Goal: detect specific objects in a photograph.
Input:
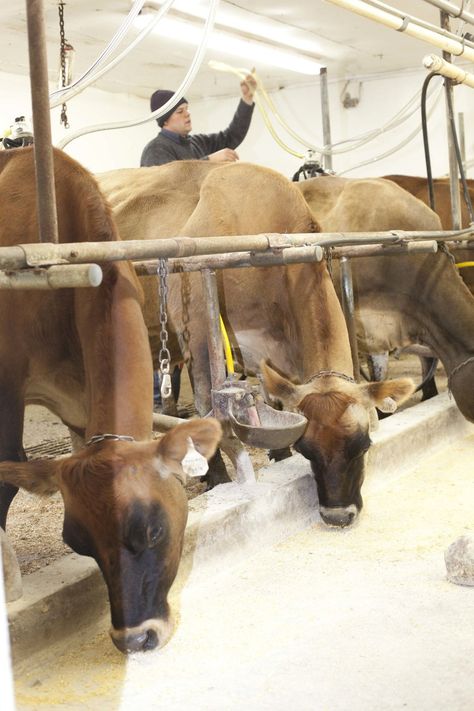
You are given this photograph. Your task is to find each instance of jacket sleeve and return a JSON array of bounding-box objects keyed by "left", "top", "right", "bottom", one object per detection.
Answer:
[
  {"left": 191, "top": 100, "right": 255, "bottom": 156},
  {"left": 140, "top": 139, "right": 179, "bottom": 167}
]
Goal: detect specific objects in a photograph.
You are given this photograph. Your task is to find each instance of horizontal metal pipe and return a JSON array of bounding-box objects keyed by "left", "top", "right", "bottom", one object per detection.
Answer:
[
  {"left": 135, "top": 246, "right": 323, "bottom": 274},
  {"left": 152, "top": 412, "right": 188, "bottom": 433},
  {"left": 326, "top": 0, "right": 474, "bottom": 61},
  {"left": 422, "top": 0, "right": 474, "bottom": 26},
  {"left": 1, "top": 229, "right": 472, "bottom": 270},
  {"left": 134, "top": 241, "right": 438, "bottom": 276},
  {"left": 0, "top": 264, "right": 102, "bottom": 290},
  {"left": 424, "top": 54, "right": 474, "bottom": 89}
]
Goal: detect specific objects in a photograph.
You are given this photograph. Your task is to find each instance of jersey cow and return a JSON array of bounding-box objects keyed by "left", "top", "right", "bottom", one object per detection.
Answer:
[
  {"left": 383, "top": 174, "right": 474, "bottom": 294},
  {"left": 99, "top": 161, "right": 414, "bottom": 528},
  {"left": 296, "top": 175, "right": 474, "bottom": 422},
  {"left": 0, "top": 147, "right": 221, "bottom": 653}
]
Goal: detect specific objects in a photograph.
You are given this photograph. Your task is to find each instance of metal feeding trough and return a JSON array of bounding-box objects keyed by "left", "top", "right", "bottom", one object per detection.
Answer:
[{"left": 212, "top": 378, "right": 308, "bottom": 450}]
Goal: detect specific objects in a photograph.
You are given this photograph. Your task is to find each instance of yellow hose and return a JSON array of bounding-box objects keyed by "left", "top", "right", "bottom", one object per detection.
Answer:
[
  {"left": 219, "top": 315, "right": 235, "bottom": 374},
  {"left": 456, "top": 261, "right": 474, "bottom": 268},
  {"left": 208, "top": 60, "right": 305, "bottom": 159}
]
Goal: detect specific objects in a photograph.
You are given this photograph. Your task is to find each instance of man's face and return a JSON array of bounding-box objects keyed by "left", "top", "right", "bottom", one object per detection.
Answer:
[{"left": 163, "top": 103, "right": 192, "bottom": 136}]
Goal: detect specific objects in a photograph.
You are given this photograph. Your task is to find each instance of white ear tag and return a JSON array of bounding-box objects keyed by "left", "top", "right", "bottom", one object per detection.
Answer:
[
  {"left": 182, "top": 437, "right": 209, "bottom": 478},
  {"left": 378, "top": 397, "right": 397, "bottom": 413}
]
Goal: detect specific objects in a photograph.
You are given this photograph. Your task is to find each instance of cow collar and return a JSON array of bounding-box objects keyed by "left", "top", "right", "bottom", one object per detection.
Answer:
[
  {"left": 86, "top": 434, "right": 135, "bottom": 447},
  {"left": 304, "top": 370, "right": 355, "bottom": 385}
]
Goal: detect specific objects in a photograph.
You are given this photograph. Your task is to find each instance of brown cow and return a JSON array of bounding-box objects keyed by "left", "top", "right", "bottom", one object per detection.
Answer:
[
  {"left": 383, "top": 174, "right": 474, "bottom": 293},
  {"left": 99, "top": 161, "right": 414, "bottom": 528},
  {"left": 0, "top": 147, "right": 221, "bottom": 653},
  {"left": 297, "top": 175, "right": 474, "bottom": 423}
]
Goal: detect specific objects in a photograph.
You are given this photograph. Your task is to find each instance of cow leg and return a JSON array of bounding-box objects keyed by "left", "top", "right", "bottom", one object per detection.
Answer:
[
  {"left": 201, "top": 449, "right": 232, "bottom": 489},
  {"left": 419, "top": 356, "right": 439, "bottom": 401},
  {"left": 0, "top": 385, "right": 26, "bottom": 530},
  {"left": 268, "top": 447, "right": 292, "bottom": 462},
  {"left": 366, "top": 352, "right": 389, "bottom": 381}
]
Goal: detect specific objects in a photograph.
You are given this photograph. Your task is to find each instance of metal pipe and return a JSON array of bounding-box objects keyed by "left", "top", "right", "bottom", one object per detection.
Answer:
[
  {"left": 339, "top": 257, "right": 360, "bottom": 381},
  {"left": 25, "top": 0, "right": 59, "bottom": 244},
  {"left": 441, "top": 11, "right": 462, "bottom": 230},
  {"left": 152, "top": 412, "right": 188, "bottom": 433},
  {"left": 1, "top": 229, "right": 471, "bottom": 270},
  {"left": 0, "top": 264, "right": 102, "bottom": 290},
  {"left": 424, "top": 54, "right": 474, "bottom": 89},
  {"left": 320, "top": 67, "right": 333, "bottom": 171},
  {"left": 423, "top": 0, "right": 474, "bottom": 26},
  {"left": 325, "top": 0, "right": 474, "bottom": 61},
  {"left": 459, "top": 112, "right": 466, "bottom": 171},
  {"left": 134, "top": 241, "right": 438, "bottom": 276},
  {"left": 201, "top": 269, "right": 227, "bottom": 391}
]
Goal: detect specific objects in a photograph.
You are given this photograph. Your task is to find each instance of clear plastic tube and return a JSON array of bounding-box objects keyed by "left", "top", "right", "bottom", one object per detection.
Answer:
[
  {"left": 50, "top": 0, "right": 147, "bottom": 102},
  {"left": 50, "top": 0, "right": 175, "bottom": 108},
  {"left": 57, "top": 0, "right": 220, "bottom": 149}
]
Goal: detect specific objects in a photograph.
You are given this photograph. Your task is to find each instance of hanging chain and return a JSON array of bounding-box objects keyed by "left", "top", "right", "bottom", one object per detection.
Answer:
[
  {"left": 157, "top": 258, "right": 172, "bottom": 399},
  {"left": 58, "top": 2, "right": 69, "bottom": 129}
]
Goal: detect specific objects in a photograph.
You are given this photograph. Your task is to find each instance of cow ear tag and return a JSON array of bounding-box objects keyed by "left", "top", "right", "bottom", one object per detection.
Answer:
[{"left": 182, "top": 437, "right": 209, "bottom": 478}]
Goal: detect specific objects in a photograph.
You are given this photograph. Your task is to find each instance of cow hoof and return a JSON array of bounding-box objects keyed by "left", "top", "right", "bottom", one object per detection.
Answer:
[{"left": 1, "top": 527, "right": 22, "bottom": 602}]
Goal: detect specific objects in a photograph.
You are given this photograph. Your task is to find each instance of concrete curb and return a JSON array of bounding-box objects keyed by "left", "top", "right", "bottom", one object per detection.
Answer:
[{"left": 7, "top": 393, "right": 473, "bottom": 662}]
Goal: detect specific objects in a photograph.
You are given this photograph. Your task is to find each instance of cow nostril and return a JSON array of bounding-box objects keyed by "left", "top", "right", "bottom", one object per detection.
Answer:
[
  {"left": 143, "top": 628, "right": 159, "bottom": 651},
  {"left": 320, "top": 507, "right": 357, "bottom": 528}
]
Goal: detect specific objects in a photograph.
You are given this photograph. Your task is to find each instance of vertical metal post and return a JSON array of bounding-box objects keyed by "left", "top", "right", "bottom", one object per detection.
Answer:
[
  {"left": 339, "top": 256, "right": 360, "bottom": 381},
  {"left": 201, "top": 269, "right": 226, "bottom": 390},
  {"left": 458, "top": 111, "right": 466, "bottom": 172},
  {"left": 320, "top": 67, "right": 333, "bottom": 171},
  {"left": 26, "top": 0, "right": 59, "bottom": 243},
  {"left": 441, "top": 10, "right": 462, "bottom": 230}
]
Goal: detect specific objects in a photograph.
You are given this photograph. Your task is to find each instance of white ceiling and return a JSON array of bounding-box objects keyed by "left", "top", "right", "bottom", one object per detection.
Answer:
[{"left": 1, "top": 1, "right": 469, "bottom": 101}]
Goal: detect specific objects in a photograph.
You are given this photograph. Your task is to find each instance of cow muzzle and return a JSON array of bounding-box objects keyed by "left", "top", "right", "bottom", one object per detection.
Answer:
[
  {"left": 319, "top": 504, "right": 358, "bottom": 528},
  {"left": 110, "top": 617, "right": 174, "bottom": 654}
]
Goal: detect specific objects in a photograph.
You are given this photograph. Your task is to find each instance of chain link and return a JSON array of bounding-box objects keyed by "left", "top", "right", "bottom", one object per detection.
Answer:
[
  {"left": 157, "top": 258, "right": 172, "bottom": 398},
  {"left": 58, "top": 2, "right": 69, "bottom": 129}
]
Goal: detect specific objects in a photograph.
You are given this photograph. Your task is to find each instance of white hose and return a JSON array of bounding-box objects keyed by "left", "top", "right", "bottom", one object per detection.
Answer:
[
  {"left": 51, "top": 0, "right": 175, "bottom": 108},
  {"left": 50, "top": 0, "right": 147, "bottom": 102},
  {"left": 57, "top": 0, "right": 220, "bottom": 150}
]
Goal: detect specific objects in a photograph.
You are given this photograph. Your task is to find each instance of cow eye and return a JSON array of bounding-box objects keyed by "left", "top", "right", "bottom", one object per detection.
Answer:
[{"left": 147, "top": 525, "right": 164, "bottom": 548}]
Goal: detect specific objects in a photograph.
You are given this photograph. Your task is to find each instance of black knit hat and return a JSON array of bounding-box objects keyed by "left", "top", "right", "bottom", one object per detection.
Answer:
[{"left": 150, "top": 90, "right": 188, "bottom": 127}]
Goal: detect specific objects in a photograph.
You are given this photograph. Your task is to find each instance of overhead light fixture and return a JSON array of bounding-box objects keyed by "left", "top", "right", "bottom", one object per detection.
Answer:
[{"left": 135, "top": 14, "right": 323, "bottom": 75}]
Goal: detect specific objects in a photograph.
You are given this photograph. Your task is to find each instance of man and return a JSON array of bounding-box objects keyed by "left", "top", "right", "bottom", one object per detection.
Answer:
[{"left": 140, "top": 73, "right": 257, "bottom": 167}]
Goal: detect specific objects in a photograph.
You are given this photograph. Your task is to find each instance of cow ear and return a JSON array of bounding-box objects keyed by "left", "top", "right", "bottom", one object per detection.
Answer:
[
  {"left": 154, "top": 419, "right": 222, "bottom": 478},
  {"left": 260, "top": 360, "right": 299, "bottom": 406},
  {"left": 361, "top": 377, "right": 415, "bottom": 412},
  {"left": 0, "top": 459, "right": 60, "bottom": 496}
]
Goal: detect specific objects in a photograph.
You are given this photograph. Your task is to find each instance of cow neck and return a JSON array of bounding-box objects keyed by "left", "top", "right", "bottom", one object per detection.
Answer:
[
  {"left": 76, "top": 263, "right": 154, "bottom": 442},
  {"left": 288, "top": 263, "right": 354, "bottom": 382}
]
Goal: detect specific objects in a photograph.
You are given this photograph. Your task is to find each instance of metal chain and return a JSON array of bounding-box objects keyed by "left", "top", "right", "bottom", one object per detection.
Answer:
[
  {"left": 58, "top": 2, "right": 69, "bottom": 128},
  {"left": 157, "top": 258, "right": 172, "bottom": 398}
]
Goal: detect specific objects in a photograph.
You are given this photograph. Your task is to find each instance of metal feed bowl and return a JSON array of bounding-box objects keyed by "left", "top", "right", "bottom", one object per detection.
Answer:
[{"left": 228, "top": 399, "right": 308, "bottom": 449}]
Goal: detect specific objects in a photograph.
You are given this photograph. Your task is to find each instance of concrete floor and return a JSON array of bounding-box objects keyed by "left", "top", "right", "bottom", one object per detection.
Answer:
[{"left": 12, "top": 432, "right": 474, "bottom": 711}]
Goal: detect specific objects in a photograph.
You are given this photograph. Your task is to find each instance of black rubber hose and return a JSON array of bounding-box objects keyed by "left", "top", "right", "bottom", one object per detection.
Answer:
[{"left": 421, "top": 71, "right": 439, "bottom": 212}]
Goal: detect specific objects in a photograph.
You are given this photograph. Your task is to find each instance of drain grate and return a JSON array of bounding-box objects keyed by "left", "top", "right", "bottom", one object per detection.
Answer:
[{"left": 25, "top": 437, "right": 72, "bottom": 460}]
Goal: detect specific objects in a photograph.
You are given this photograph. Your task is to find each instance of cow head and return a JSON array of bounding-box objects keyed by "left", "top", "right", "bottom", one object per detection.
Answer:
[
  {"left": 261, "top": 362, "right": 414, "bottom": 527},
  {"left": 0, "top": 419, "right": 221, "bottom": 653}
]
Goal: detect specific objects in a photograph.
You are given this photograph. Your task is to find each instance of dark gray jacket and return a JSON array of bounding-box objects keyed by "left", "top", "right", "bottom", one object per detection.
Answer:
[{"left": 140, "top": 100, "right": 254, "bottom": 167}]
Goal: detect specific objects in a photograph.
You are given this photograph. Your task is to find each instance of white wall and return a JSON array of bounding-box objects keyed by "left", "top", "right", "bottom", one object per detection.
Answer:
[
  {"left": 190, "top": 66, "right": 474, "bottom": 180},
  {"left": 2, "top": 65, "right": 473, "bottom": 180},
  {"left": 0, "top": 70, "right": 154, "bottom": 173}
]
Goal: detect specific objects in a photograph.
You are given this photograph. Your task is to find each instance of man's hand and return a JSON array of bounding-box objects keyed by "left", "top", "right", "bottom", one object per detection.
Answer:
[
  {"left": 208, "top": 148, "right": 239, "bottom": 162},
  {"left": 240, "top": 71, "right": 257, "bottom": 105}
]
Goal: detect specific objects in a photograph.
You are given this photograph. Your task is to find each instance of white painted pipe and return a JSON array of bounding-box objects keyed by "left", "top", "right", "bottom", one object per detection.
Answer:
[
  {"left": 422, "top": 0, "right": 474, "bottom": 26},
  {"left": 0, "top": 264, "right": 102, "bottom": 290},
  {"left": 424, "top": 54, "right": 474, "bottom": 89},
  {"left": 326, "top": 0, "right": 474, "bottom": 62}
]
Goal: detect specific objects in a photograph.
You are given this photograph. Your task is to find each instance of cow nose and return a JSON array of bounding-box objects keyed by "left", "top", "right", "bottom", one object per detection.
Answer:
[
  {"left": 111, "top": 628, "right": 159, "bottom": 654},
  {"left": 319, "top": 505, "right": 358, "bottom": 528}
]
